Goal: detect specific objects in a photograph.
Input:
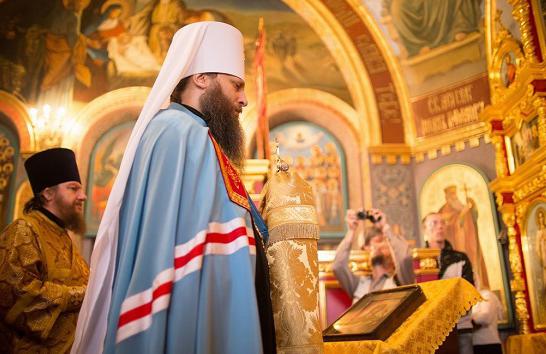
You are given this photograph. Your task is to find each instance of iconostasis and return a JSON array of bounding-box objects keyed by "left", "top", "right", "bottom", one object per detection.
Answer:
[{"left": 483, "top": 0, "right": 546, "bottom": 334}]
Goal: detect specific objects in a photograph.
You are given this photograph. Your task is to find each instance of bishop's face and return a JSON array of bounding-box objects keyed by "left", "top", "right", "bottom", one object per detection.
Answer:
[{"left": 200, "top": 74, "right": 248, "bottom": 170}]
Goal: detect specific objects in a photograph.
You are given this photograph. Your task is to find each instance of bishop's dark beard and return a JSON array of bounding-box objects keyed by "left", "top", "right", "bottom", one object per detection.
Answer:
[{"left": 200, "top": 82, "right": 246, "bottom": 170}]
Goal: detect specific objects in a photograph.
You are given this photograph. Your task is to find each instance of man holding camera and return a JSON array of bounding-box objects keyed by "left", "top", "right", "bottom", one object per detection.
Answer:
[{"left": 332, "top": 209, "right": 412, "bottom": 303}]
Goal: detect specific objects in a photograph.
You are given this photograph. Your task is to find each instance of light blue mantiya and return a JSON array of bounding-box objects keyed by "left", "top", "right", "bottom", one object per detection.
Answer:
[{"left": 102, "top": 103, "right": 263, "bottom": 353}]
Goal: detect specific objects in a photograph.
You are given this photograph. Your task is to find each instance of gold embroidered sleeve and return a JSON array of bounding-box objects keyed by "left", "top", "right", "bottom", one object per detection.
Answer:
[{"left": 0, "top": 220, "right": 84, "bottom": 340}]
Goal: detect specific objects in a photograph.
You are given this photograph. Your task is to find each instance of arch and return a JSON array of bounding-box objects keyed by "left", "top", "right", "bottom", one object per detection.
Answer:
[
  {"left": 0, "top": 91, "right": 34, "bottom": 152},
  {"left": 243, "top": 88, "right": 370, "bottom": 208},
  {"left": 74, "top": 86, "right": 150, "bottom": 186},
  {"left": 282, "top": 0, "right": 413, "bottom": 144}
]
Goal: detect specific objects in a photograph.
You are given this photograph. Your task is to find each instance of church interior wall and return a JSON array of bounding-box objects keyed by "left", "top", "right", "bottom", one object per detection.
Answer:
[
  {"left": 367, "top": 157, "right": 420, "bottom": 244},
  {"left": 1, "top": 0, "right": 546, "bottom": 339}
]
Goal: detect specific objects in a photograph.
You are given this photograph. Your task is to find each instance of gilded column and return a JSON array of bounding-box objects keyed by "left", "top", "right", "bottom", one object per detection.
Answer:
[
  {"left": 491, "top": 134, "right": 509, "bottom": 177},
  {"left": 533, "top": 97, "right": 546, "bottom": 147},
  {"left": 510, "top": 0, "right": 538, "bottom": 63},
  {"left": 500, "top": 203, "right": 531, "bottom": 333}
]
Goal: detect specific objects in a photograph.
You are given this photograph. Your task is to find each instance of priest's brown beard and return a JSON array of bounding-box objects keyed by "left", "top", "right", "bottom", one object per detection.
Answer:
[
  {"left": 55, "top": 194, "right": 87, "bottom": 235},
  {"left": 200, "top": 81, "right": 246, "bottom": 170},
  {"left": 65, "top": 212, "right": 87, "bottom": 235}
]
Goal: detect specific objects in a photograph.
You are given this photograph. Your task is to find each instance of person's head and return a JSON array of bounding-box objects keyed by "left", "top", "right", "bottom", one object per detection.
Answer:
[
  {"left": 443, "top": 185, "right": 458, "bottom": 201},
  {"left": 422, "top": 212, "right": 446, "bottom": 248},
  {"left": 170, "top": 72, "right": 247, "bottom": 169},
  {"left": 24, "top": 148, "right": 87, "bottom": 234},
  {"left": 362, "top": 226, "right": 392, "bottom": 269},
  {"left": 363, "top": 226, "right": 384, "bottom": 248},
  {"left": 166, "top": 21, "right": 247, "bottom": 169}
]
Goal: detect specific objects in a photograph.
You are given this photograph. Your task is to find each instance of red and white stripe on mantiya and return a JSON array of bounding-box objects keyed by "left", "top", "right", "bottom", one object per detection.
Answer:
[{"left": 115, "top": 217, "right": 256, "bottom": 343}]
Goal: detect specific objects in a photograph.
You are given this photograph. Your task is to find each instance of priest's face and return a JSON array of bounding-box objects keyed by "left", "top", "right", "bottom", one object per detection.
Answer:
[
  {"left": 51, "top": 181, "right": 87, "bottom": 234},
  {"left": 200, "top": 74, "right": 248, "bottom": 170}
]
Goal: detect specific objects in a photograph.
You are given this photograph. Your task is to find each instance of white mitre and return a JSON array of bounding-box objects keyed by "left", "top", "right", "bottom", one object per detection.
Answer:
[{"left": 71, "top": 21, "right": 245, "bottom": 354}]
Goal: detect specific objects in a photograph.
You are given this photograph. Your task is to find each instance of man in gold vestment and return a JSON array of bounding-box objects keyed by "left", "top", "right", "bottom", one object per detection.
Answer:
[{"left": 0, "top": 148, "right": 89, "bottom": 353}]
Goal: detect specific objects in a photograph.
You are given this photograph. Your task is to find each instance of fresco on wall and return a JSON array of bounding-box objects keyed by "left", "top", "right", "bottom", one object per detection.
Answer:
[
  {"left": 269, "top": 121, "right": 347, "bottom": 236},
  {"left": 363, "top": 0, "right": 485, "bottom": 95},
  {"left": 0, "top": 0, "right": 349, "bottom": 105},
  {"left": 381, "top": 0, "right": 481, "bottom": 59},
  {"left": 0, "top": 122, "right": 18, "bottom": 230},
  {"left": 86, "top": 120, "right": 134, "bottom": 235},
  {"left": 361, "top": 0, "right": 492, "bottom": 139},
  {"left": 420, "top": 163, "right": 510, "bottom": 323}
]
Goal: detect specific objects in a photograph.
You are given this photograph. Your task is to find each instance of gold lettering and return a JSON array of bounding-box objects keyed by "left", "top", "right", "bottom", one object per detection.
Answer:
[
  {"left": 421, "top": 114, "right": 448, "bottom": 135},
  {"left": 323, "top": 0, "right": 361, "bottom": 27},
  {"left": 446, "top": 102, "right": 485, "bottom": 128},
  {"left": 376, "top": 84, "right": 402, "bottom": 123},
  {"left": 440, "top": 92, "right": 456, "bottom": 111},
  {"left": 354, "top": 34, "right": 388, "bottom": 74},
  {"left": 427, "top": 96, "right": 441, "bottom": 115},
  {"left": 453, "top": 84, "right": 473, "bottom": 106}
]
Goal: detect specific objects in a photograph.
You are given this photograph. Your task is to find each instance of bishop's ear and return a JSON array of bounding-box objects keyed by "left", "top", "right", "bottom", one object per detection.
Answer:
[{"left": 192, "top": 73, "right": 213, "bottom": 90}]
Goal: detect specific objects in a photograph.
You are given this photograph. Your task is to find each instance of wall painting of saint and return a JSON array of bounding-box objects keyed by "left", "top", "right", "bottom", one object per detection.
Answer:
[
  {"left": 419, "top": 163, "right": 511, "bottom": 325},
  {"left": 85, "top": 120, "right": 134, "bottom": 235},
  {"left": 269, "top": 121, "right": 348, "bottom": 237},
  {"left": 522, "top": 201, "right": 546, "bottom": 330}
]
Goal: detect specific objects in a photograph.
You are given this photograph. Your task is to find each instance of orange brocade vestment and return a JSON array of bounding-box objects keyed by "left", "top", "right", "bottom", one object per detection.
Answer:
[{"left": 0, "top": 210, "right": 89, "bottom": 353}]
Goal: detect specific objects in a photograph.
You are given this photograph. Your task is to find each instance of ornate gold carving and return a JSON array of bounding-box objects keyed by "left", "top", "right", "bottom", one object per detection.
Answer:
[
  {"left": 514, "top": 165, "right": 546, "bottom": 202},
  {"left": 515, "top": 293, "right": 531, "bottom": 334},
  {"left": 516, "top": 200, "right": 531, "bottom": 222},
  {"left": 501, "top": 207, "right": 531, "bottom": 333},
  {"left": 318, "top": 250, "right": 370, "bottom": 275},
  {"left": 495, "top": 192, "right": 504, "bottom": 206},
  {"left": 494, "top": 9, "right": 511, "bottom": 47},
  {"left": 510, "top": 0, "right": 538, "bottom": 63},
  {"left": 491, "top": 135, "right": 508, "bottom": 177},
  {"left": 533, "top": 97, "right": 546, "bottom": 147},
  {"left": 488, "top": 34, "right": 524, "bottom": 104},
  {"left": 412, "top": 248, "right": 440, "bottom": 275},
  {"left": 0, "top": 134, "right": 15, "bottom": 192}
]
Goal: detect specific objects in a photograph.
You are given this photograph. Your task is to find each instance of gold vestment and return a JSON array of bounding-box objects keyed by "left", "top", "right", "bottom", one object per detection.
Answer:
[
  {"left": 260, "top": 164, "right": 323, "bottom": 354},
  {"left": 0, "top": 210, "right": 89, "bottom": 353}
]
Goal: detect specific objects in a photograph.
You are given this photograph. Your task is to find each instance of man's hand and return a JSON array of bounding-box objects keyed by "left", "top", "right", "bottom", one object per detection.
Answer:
[{"left": 345, "top": 209, "right": 361, "bottom": 231}]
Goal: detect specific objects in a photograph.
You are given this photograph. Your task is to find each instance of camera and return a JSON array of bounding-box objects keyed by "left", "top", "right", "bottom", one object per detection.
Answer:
[{"left": 356, "top": 210, "right": 382, "bottom": 223}]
